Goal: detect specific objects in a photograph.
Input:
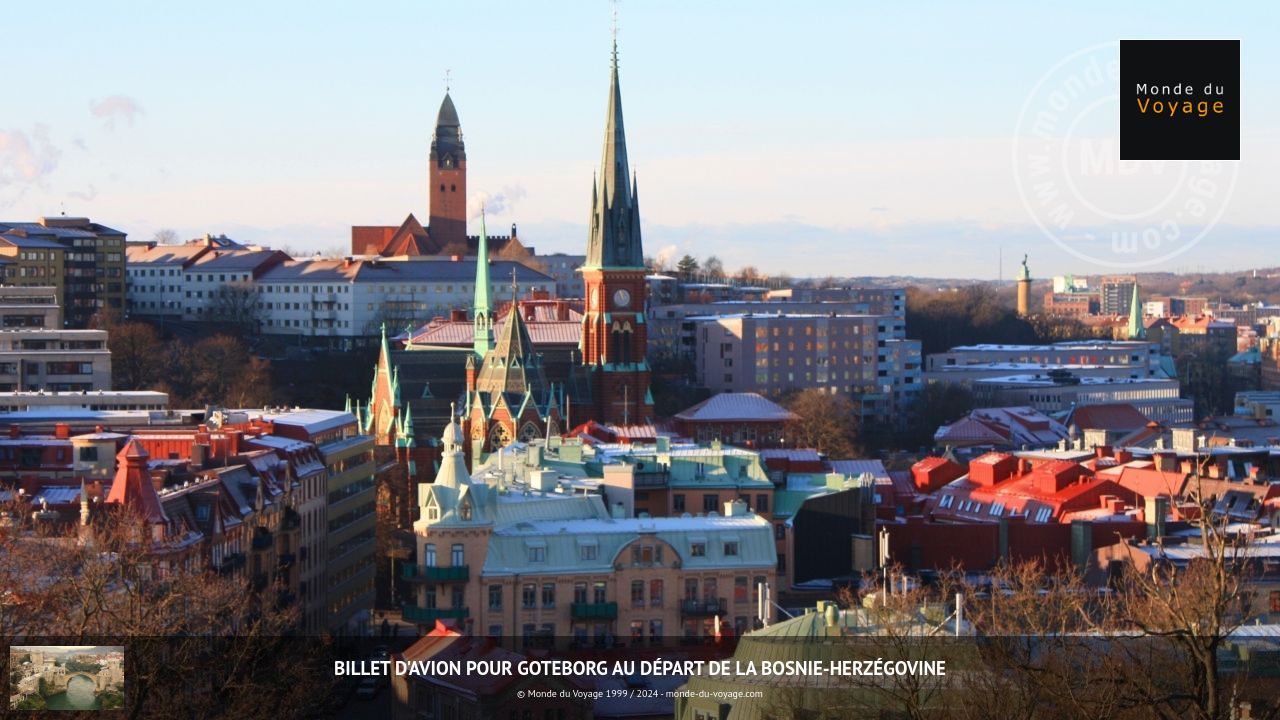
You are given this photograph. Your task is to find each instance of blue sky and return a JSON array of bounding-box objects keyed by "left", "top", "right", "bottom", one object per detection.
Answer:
[{"left": 2, "top": 1, "right": 1275, "bottom": 278}]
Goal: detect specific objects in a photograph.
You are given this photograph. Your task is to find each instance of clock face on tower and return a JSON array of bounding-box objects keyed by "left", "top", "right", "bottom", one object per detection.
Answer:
[{"left": 612, "top": 288, "right": 631, "bottom": 309}]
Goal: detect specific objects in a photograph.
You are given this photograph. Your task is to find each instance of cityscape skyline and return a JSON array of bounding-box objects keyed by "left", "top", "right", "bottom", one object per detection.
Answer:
[{"left": 2, "top": 1, "right": 1275, "bottom": 277}]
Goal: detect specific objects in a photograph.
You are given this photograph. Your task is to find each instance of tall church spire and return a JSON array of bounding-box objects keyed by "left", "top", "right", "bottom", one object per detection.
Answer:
[
  {"left": 585, "top": 39, "right": 644, "bottom": 270},
  {"left": 473, "top": 210, "right": 494, "bottom": 357},
  {"left": 1127, "top": 282, "right": 1145, "bottom": 339}
]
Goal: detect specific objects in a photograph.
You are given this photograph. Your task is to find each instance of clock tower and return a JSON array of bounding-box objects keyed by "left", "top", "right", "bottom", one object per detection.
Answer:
[{"left": 579, "top": 40, "right": 652, "bottom": 425}]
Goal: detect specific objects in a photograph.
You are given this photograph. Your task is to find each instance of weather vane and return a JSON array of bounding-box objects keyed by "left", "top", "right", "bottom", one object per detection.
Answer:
[{"left": 444, "top": 68, "right": 452, "bottom": 92}]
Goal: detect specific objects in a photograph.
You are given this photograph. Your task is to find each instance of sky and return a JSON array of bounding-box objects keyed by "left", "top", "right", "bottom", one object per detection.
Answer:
[{"left": 2, "top": 1, "right": 1276, "bottom": 279}]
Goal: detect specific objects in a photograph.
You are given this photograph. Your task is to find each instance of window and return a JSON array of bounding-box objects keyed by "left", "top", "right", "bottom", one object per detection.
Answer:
[
  {"left": 685, "top": 578, "right": 699, "bottom": 601},
  {"left": 1034, "top": 507, "right": 1053, "bottom": 523},
  {"left": 702, "top": 494, "right": 719, "bottom": 513},
  {"left": 756, "top": 494, "right": 769, "bottom": 513},
  {"left": 424, "top": 544, "right": 437, "bottom": 567},
  {"left": 574, "top": 582, "right": 587, "bottom": 604},
  {"left": 579, "top": 544, "right": 598, "bottom": 561},
  {"left": 489, "top": 584, "right": 503, "bottom": 610},
  {"left": 734, "top": 576, "right": 748, "bottom": 603},
  {"left": 542, "top": 583, "right": 556, "bottom": 608},
  {"left": 650, "top": 579, "right": 663, "bottom": 607},
  {"left": 775, "top": 523, "right": 786, "bottom": 540},
  {"left": 631, "top": 580, "right": 645, "bottom": 607},
  {"left": 522, "top": 584, "right": 536, "bottom": 609},
  {"left": 673, "top": 494, "right": 686, "bottom": 512},
  {"left": 78, "top": 446, "right": 98, "bottom": 462},
  {"left": 691, "top": 542, "right": 706, "bottom": 557},
  {"left": 649, "top": 619, "right": 663, "bottom": 644},
  {"left": 1271, "top": 590, "right": 1280, "bottom": 613},
  {"left": 527, "top": 545, "right": 546, "bottom": 563},
  {"left": 593, "top": 581, "right": 607, "bottom": 604},
  {"left": 724, "top": 541, "right": 739, "bottom": 557}
]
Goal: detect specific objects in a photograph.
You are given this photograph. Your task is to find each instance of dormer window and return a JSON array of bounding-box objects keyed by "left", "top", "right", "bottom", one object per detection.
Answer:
[
  {"left": 427, "top": 506, "right": 440, "bottom": 521},
  {"left": 459, "top": 499, "right": 472, "bottom": 521}
]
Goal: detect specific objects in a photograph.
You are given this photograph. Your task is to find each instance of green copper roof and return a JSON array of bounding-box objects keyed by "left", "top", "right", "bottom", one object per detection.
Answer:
[
  {"left": 1126, "top": 282, "right": 1145, "bottom": 339},
  {"left": 473, "top": 211, "right": 494, "bottom": 357},
  {"left": 584, "top": 40, "right": 645, "bottom": 270}
]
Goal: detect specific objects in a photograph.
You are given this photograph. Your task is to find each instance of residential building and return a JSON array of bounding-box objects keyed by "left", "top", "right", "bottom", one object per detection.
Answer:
[
  {"left": 0, "top": 328, "right": 110, "bottom": 392},
  {"left": 0, "top": 217, "right": 126, "bottom": 328},
  {"left": 254, "top": 257, "right": 554, "bottom": 346},
  {"left": 408, "top": 418, "right": 778, "bottom": 646},
  {"left": 0, "top": 235, "right": 66, "bottom": 305},
  {"left": 925, "top": 340, "right": 1163, "bottom": 387},
  {"left": 1099, "top": 275, "right": 1138, "bottom": 316},
  {"left": 0, "top": 286, "right": 60, "bottom": 328},
  {"left": 125, "top": 234, "right": 264, "bottom": 319},
  {"left": 260, "top": 409, "right": 377, "bottom": 635},
  {"left": 971, "top": 373, "right": 1193, "bottom": 425},
  {"left": 686, "top": 312, "right": 921, "bottom": 428}
]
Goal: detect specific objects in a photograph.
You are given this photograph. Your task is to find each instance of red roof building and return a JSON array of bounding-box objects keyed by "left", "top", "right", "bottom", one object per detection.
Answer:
[{"left": 672, "top": 392, "right": 798, "bottom": 447}]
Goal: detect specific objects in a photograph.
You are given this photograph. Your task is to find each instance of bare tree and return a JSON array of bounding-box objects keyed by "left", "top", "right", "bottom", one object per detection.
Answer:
[
  {"left": 206, "top": 282, "right": 263, "bottom": 335},
  {"left": 151, "top": 228, "right": 179, "bottom": 245}
]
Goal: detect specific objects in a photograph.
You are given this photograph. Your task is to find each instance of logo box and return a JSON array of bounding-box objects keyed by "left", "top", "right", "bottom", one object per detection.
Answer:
[{"left": 1120, "top": 40, "right": 1239, "bottom": 160}]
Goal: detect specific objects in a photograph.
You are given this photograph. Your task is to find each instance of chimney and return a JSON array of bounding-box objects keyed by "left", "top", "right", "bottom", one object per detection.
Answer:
[
  {"left": 191, "top": 443, "right": 209, "bottom": 469},
  {"left": 8, "top": 426, "right": 18, "bottom": 439},
  {"left": 1114, "top": 449, "right": 1133, "bottom": 464},
  {"left": 54, "top": 423, "right": 70, "bottom": 440},
  {"left": 226, "top": 429, "right": 243, "bottom": 455}
]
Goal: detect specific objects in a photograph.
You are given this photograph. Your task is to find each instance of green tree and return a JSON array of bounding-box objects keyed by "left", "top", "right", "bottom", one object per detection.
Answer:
[{"left": 676, "top": 254, "right": 699, "bottom": 278}]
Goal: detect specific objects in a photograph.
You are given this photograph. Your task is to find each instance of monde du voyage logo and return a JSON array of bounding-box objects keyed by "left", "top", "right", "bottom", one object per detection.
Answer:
[{"left": 1121, "top": 40, "right": 1239, "bottom": 160}]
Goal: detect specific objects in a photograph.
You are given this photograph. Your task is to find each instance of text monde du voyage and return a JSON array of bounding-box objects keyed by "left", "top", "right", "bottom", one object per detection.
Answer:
[{"left": 1134, "top": 83, "right": 1228, "bottom": 118}]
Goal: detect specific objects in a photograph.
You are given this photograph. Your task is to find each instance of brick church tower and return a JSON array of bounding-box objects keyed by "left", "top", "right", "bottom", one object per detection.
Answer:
[
  {"left": 429, "top": 93, "right": 467, "bottom": 249},
  {"left": 579, "top": 41, "right": 653, "bottom": 425}
]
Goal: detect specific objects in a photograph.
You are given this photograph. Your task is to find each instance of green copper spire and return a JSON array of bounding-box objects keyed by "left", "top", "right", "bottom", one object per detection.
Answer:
[
  {"left": 585, "top": 39, "right": 644, "bottom": 270},
  {"left": 1127, "top": 282, "right": 1145, "bottom": 339},
  {"left": 473, "top": 210, "right": 494, "bottom": 357}
]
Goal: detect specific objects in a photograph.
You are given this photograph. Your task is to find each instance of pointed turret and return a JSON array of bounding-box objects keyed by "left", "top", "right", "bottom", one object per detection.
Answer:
[
  {"left": 473, "top": 210, "right": 494, "bottom": 357},
  {"left": 1127, "top": 282, "right": 1146, "bottom": 339},
  {"left": 105, "top": 439, "right": 167, "bottom": 525},
  {"left": 585, "top": 40, "right": 645, "bottom": 270}
]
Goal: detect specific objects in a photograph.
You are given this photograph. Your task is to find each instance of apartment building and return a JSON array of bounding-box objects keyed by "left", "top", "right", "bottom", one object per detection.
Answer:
[
  {"left": 408, "top": 421, "right": 778, "bottom": 646},
  {"left": 0, "top": 217, "right": 126, "bottom": 328}
]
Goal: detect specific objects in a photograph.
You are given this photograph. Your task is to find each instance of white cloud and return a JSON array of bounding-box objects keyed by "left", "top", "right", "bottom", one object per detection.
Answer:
[
  {"left": 0, "top": 124, "right": 61, "bottom": 205},
  {"left": 89, "top": 95, "right": 144, "bottom": 130},
  {"left": 468, "top": 184, "right": 527, "bottom": 220}
]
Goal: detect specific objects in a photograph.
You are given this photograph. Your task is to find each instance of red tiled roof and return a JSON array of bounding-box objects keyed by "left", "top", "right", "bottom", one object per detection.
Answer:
[
  {"left": 104, "top": 438, "right": 168, "bottom": 523},
  {"left": 1069, "top": 403, "right": 1152, "bottom": 432}
]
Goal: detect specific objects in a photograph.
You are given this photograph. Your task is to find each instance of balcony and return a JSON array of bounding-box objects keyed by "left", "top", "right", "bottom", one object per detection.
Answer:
[
  {"left": 401, "top": 564, "right": 470, "bottom": 583},
  {"left": 570, "top": 602, "right": 618, "bottom": 620},
  {"left": 680, "top": 598, "right": 727, "bottom": 616},
  {"left": 401, "top": 603, "right": 469, "bottom": 624}
]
